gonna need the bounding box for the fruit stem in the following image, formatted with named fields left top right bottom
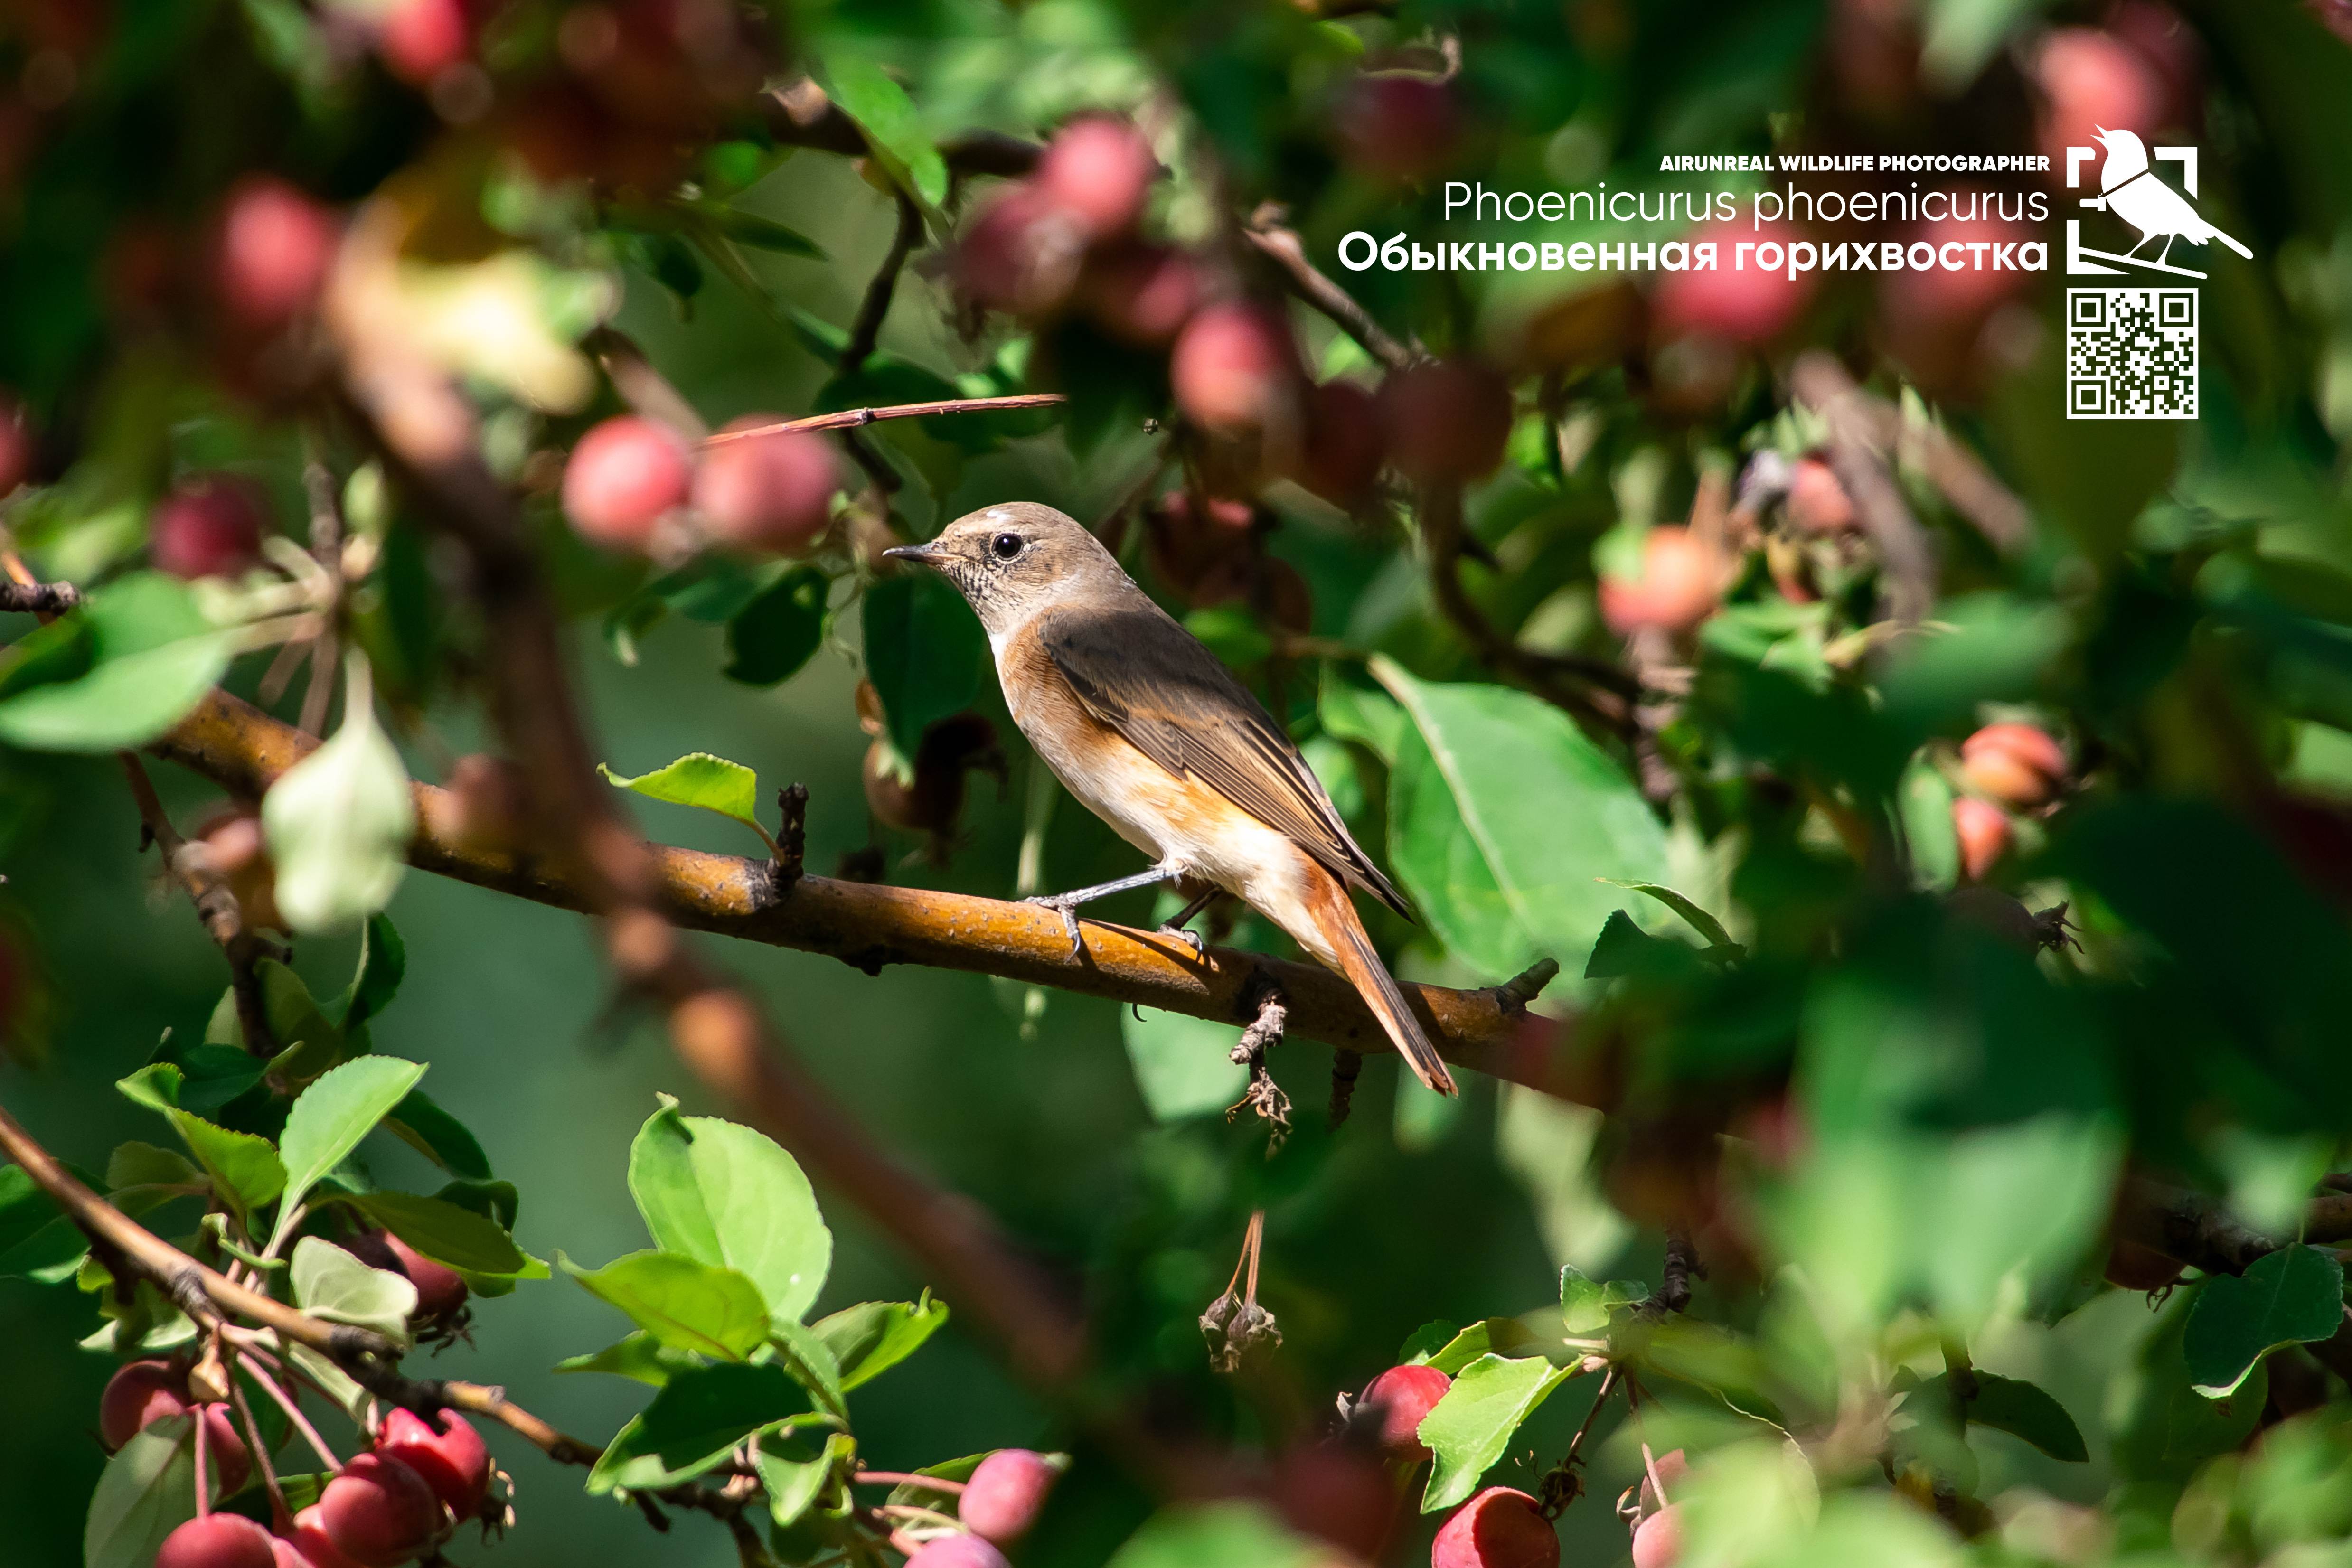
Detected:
left=236, top=1348, right=342, bottom=1471
left=193, top=1394, right=212, bottom=1518
left=229, top=1367, right=294, bottom=1531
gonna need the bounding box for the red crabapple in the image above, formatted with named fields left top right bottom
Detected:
left=561, top=415, right=692, bottom=550
left=99, top=1358, right=188, bottom=1449
left=1959, top=723, right=2067, bottom=809
left=693, top=420, right=837, bottom=553
left=959, top=1449, right=1061, bottom=1544
left=1953, top=796, right=2013, bottom=882
left=1378, top=359, right=1512, bottom=483
left=1599, top=527, right=1721, bottom=636
left=157, top=1514, right=278, bottom=1568
left=1081, top=243, right=1200, bottom=346
left=1296, top=378, right=1384, bottom=508
left=1653, top=220, right=1814, bottom=345
left=316, top=1453, right=441, bottom=1567
left=152, top=475, right=266, bottom=581
left=1170, top=303, right=1301, bottom=437
left=1784, top=457, right=1853, bottom=535
left=1632, top=1504, right=1684, bottom=1568
left=1431, top=1487, right=1560, bottom=1568
left=1335, top=74, right=1463, bottom=183
left=377, top=1408, right=490, bottom=1516
left=216, top=177, right=335, bottom=330
left=378, top=0, right=471, bottom=84
left=1357, top=1362, right=1451, bottom=1461
left=1034, top=115, right=1156, bottom=238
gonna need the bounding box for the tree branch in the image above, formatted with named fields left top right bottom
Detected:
left=1243, top=212, right=1412, bottom=372
left=698, top=394, right=1065, bottom=448
left=763, top=79, right=1042, bottom=179
left=151, top=690, right=1568, bottom=1095
left=0, top=579, right=80, bottom=614
left=117, top=753, right=282, bottom=1058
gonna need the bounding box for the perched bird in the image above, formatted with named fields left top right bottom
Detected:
left=2085, top=126, right=2251, bottom=267
left=885, top=503, right=1459, bottom=1095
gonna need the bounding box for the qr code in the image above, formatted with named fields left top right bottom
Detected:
left=2066, top=288, right=2197, bottom=419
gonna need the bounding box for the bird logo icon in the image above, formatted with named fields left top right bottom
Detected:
left=2069, top=128, right=2250, bottom=279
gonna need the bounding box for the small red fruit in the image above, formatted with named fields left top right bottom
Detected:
left=380, top=1230, right=468, bottom=1318
left=1378, top=359, right=1512, bottom=483
left=1273, top=1442, right=1399, bottom=1559
left=317, top=1453, right=441, bottom=1567
left=200, top=1404, right=254, bottom=1495
left=100, top=1358, right=189, bottom=1448
left=2035, top=28, right=2164, bottom=169
left=903, top=1536, right=1013, bottom=1568
left=152, top=476, right=267, bottom=581
left=157, top=1513, right=278, bottom=1568
left=1959, top=723, right=2067, bottom=809
left=1335, top=74, right=1463, bottom=183
left=1358, top=1362, right=1451, bottom=1460
left=954, top=187, right=1086, bottom=318
left=1431, top=1487, right=1560, bottom=1568
left=283, top=1506, right=367, bottom=1568
left=1637, top=1449, right=1687, bottom=1514
left=0, top=394, right=34, bottom=497
left=693, top=421, right=837, bottom=553
left=1171, top=303, right=1301, bottom=438
left=1784, top=457, right=1853, bottom=535
left=1034, top=115, right=1156, bottom=238
left=1296, top=379, right=1384, bottom=508
left=1632, top=1503, right=1684, bottom=1568
left=562, top=415, right=692, bottom=551
left=960, top=1448, right=1060, bottom=1544
left=1654, top=220, right=1814, bottom=345
left=378, top=1408, right=490, bottom=1516
left=378, top=0, right=472, bottom=84
left=1599, top=527, right=1721, bottom=636
left=216, top=177, right=336, bottom=330
left=1952, top=796, right=2012, bottom=882
left=1081, top=244, right=1200, bottom=347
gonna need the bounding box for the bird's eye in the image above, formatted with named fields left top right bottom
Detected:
left=990, top=532, right=1024, bottom=560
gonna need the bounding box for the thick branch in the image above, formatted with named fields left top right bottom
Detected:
left=151, top=689, right=1572, bottom=1096
left=0, top=579, right=80, bottom=614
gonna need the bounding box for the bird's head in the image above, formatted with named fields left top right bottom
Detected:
left=2094, top=126, right=2150, bottom=163
left=883, top=502, right=1126, bottom=636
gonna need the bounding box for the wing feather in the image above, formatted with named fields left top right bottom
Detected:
left=1036, top=605, right=1411, bottom=919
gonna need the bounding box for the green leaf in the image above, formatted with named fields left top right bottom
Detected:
left=0, top=1164, right=86, bottom=1282
left=1584, top=909, right=1709, bottom=982
left=261, top=656, right=417, bottom=933
left=555, top=1331, right=702, bottom=1387
left=106, top=1142, right=199, bottom=1191
left=83, top=1414, right=207, bottom=1568
left=154, top=1044, right=266, bottom=1116
left=273, top=1055, right=428, bottom=1249
left=169, top=1111, right=285, bottom=1219
left=288, top=1237, right=416, bottom=1344
left=1320, top=663, right=1407, bottom=763
left=628, top=1101, right=832, bottom=1325
left=338, top=913, right=407, bottom=1030
left=812, top=1294, right=949, bottom=1391
left=0, top=573, right=234, bottom=752
left=1419, top=1353, right=1580, bottom=1512
left=769, top=1315, right=847, bottom=1419
left=586, top=1361, right=809, bottom=1493
left=675, top=198, right=824, bottom=258
left=757, top=1431, right=854, bottom=1528
left=434, top=1177, right=519, bottom=1231
left=1913, top=1371, right=2088, bottom=1462
left=1105, top=1502, right=1324, bottom=1568
left=2183, top=1244, right=2347, bottom=1397
left=564, top=1249, right=771, bottom=1361
left=724, top=566, right=829, bottom=687
left=1597, top=880, right=1742, bottom=955
left=1374, top=658, right=1670, bottom=979
left=818, top=53, right=948, bottom=208
left=1399, top=1321, right=1462, bottom=1365
left=1560, top=1265, right=1649, bottom=1334
left=352, top=1190, right=540, bottom=1277
left=253, top=960, right=343, bottom=1082
left=383, top=1089, right=492, bottom=1181
left=863, top=573, right=988, bottom=779
left=1421, top=1318, right=1543, bottom=1376
left=600, top=753, right=766, bottom=838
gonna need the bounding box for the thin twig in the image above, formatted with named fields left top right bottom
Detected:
left=1790, top=353, right=1936, bottom=626
left=0, top=579, right=80, bottom=614
left=588, top=328, right=710, bottom=442
left=238, top=1349, right=343, bottom=1472
left=117, top=753, right=281, bottom=1057
left=699, top=394, right=1065, bottom=447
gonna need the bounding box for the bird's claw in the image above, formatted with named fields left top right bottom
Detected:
left=1024, top=894, right=1085, bottom=959
left=1157, top=922, right=1205, bottom=959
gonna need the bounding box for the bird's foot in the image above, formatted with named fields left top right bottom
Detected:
left=1157, top=921, right=1205, bottom=959
left=1023, top=894, right=1085, bottom=959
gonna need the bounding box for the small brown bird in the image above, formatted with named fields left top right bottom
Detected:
left=885, top=502, right=1458, bottom=1095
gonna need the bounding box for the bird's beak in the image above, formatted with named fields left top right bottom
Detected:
left=882, top=542, right=949, bottom=568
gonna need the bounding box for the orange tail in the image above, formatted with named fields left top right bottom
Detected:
left=1308, top=876, right=1458, bottom=1097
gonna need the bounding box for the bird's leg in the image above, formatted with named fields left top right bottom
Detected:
left=2155, top=232, right=2177, bottom=268
left=1156, top=887, right=1222, bottom=959
left=1025, top=863, right=1182, bottom=958
left=2122, top=230, right=2158, bottom=258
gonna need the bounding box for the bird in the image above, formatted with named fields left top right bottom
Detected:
left=2085, top=126, right=2251, bottom=268
left=884, top=502, right=1459, bottom=1096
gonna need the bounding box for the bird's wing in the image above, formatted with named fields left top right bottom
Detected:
left=1036, top=603, right=1412, bottom=919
